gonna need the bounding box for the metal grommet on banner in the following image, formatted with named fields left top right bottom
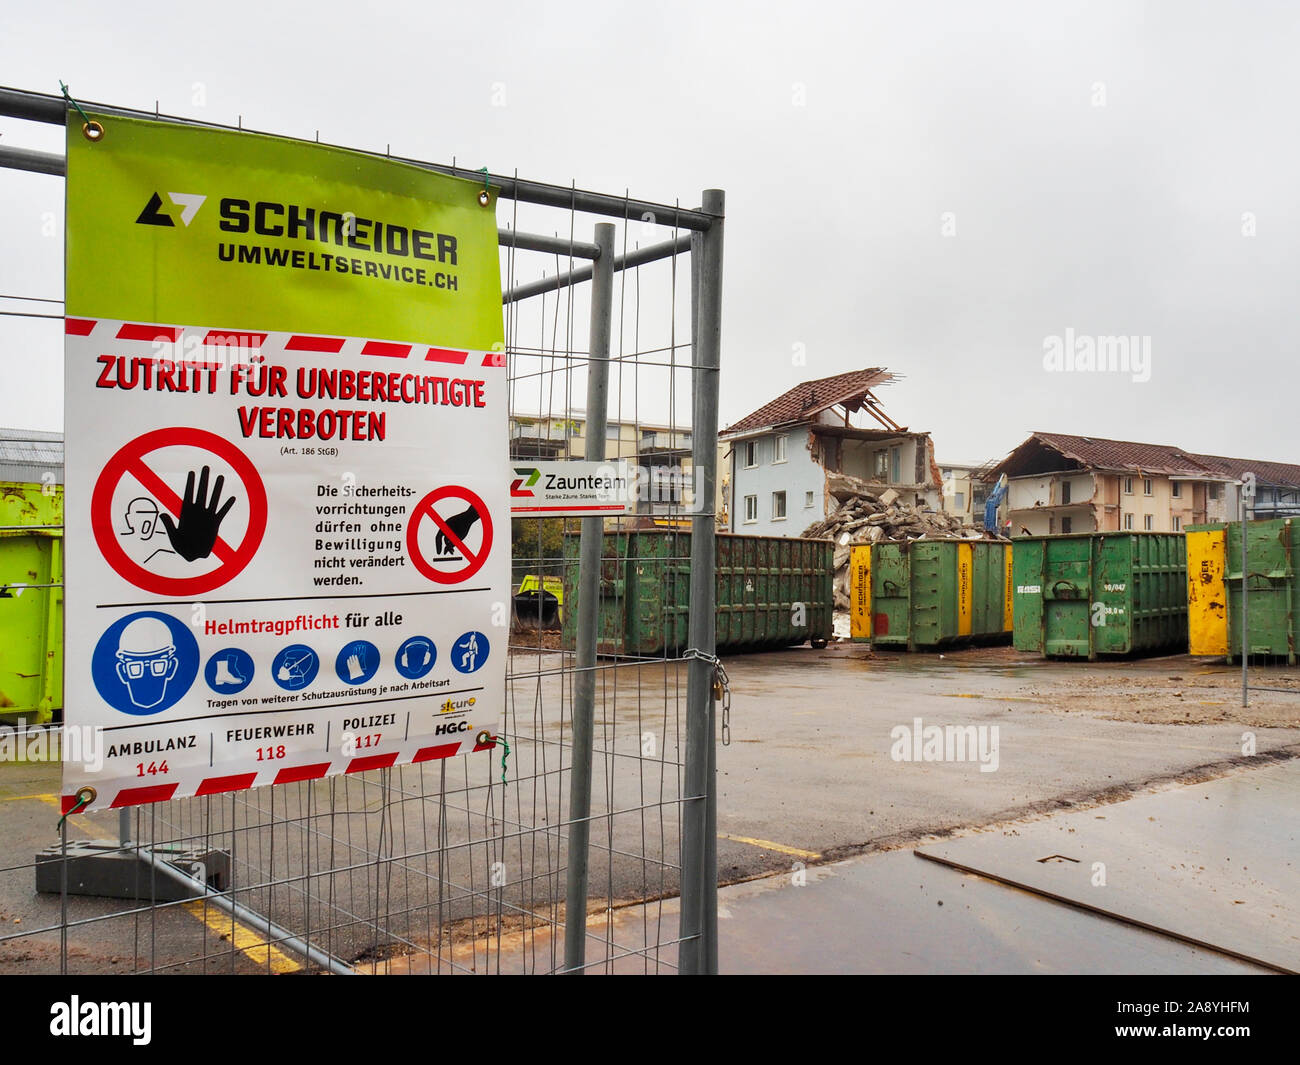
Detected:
left=476, top=729, right=493, bottom=747
left=59, top=80, right=103, bottom=142
left=476, top=167, right=491, bottom=207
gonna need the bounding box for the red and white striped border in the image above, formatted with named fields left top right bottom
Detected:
left=65, top=318, right=506, bottom=369
left=61, top=734, right=499, bottom=812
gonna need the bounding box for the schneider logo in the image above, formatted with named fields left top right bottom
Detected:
left=136, top=191, right=206, bottom=227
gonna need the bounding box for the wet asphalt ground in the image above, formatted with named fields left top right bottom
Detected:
left=1, top=640, right=1296, bottom=972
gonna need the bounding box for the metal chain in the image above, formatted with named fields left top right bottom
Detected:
left=682, top=648, right=731, bottom=747
left=716, top=659, right=731, bottom=747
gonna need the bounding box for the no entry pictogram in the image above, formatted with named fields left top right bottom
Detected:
left=407, top=485, right=493, bottom=584
left=91, top=427, right=268, bottom=596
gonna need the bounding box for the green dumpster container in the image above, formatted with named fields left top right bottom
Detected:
left=850, top=539, right=1013, bottom=650
left=1012, top=532, right=1187, bottom=659
left=1188, top=518, right=1299, bottom=662
left=0, top=481, right=63, bottom=724
left=560, top=531, right=832, bottom=656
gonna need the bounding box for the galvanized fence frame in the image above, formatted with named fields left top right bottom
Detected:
left=0, top=85, right=723, bottom=974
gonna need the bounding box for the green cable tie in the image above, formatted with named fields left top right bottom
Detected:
left=498, top=735, right=510, bottom=786
left=56, top=797, right=90, bottom=833
left=58, top=80, right=94, bottom=129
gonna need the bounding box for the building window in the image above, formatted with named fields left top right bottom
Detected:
left=744, top=441, right=757, bottom=469
left=1143, top=478, right=1153, bottom=496
left=1143, top=514, right=1153, bottom=530
left=773, top=435, right=787, bottom=464
left=1124, top=513, right=1134, bottom=530
left=743, top=495, right=757, bottom=523
left=873, top=450, right=888, bottom=479
left=606, top=424, right=622, bottom=441
left=1061, top=516, right=1073, bottom=534
left=1061, top=480, right=1071, bottom=505
left=1123, top=477, right=1134, bottom=495
left=772, top=491, right=787, bottom=520
left=1171, top=481, right=1181, bottom=498
left=1208, top=482, right=1222, bottom=500
left=890, top=446, right=902, bottom=483
left=804, top=490, right=814, bottom=508
left=954, top=492, right=965, bottom=511
left=1172, top=516, right=1181, bottom=531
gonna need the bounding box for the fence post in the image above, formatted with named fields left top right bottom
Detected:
left=1241, top=480, right=1250, bottom=707
left=679, top=189, right=724, bottom=975
left=562, top=221, right=615, bottom=972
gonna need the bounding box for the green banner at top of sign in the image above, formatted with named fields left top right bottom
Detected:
left=66, top=112, right=502, bottom=352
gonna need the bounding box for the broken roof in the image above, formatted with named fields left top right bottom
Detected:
left=720, top=367, right=898, bottom=437
left=985, top=431, right=1300, bottom=488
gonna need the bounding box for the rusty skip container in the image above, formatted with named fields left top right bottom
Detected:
left=1187, top=518, right=1299, bottom=662
left=848, top=540, right=1012, bottom=650
left=1012, top=532, right=1187, bottom=658
left=0, top=481, right=63, bottom=724
left=561, top=530, right=832, bottom=655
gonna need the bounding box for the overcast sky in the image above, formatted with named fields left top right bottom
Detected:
left=2, top=0, right=1298, bottom=466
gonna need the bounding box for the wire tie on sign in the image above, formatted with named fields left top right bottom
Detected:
left=498, top=734, right=510, bottom=786
left=59, top=81, right=103, bottom=142
left=476, top=167, right=492, bottom=207
left=56, top=787, right=96, bottom=832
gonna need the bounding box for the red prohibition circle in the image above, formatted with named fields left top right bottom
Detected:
left=407, top=485, right=494, bottom=584
left=91, top=427, right=268, bottom=597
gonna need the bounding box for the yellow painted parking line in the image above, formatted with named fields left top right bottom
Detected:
left=182, top=900, right=301, bottom=973
left=719, top=833, right=821, bottom=860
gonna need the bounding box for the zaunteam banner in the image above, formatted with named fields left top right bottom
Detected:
left=62, top=113, right=507, bottom=812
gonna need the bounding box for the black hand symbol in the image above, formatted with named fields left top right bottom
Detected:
left=160, top=466, right=236, bottom=562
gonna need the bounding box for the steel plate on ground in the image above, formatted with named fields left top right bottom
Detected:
left=915, top=759, right=1300, bottom=972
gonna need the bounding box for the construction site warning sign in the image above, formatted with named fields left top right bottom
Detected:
left=62, top=112, right=506, bottom=812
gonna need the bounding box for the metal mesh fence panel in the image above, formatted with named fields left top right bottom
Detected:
left=0, top=91, right=721, bottom=974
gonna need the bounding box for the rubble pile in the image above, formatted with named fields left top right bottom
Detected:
left=801, top=472, right=1005, bottom=613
